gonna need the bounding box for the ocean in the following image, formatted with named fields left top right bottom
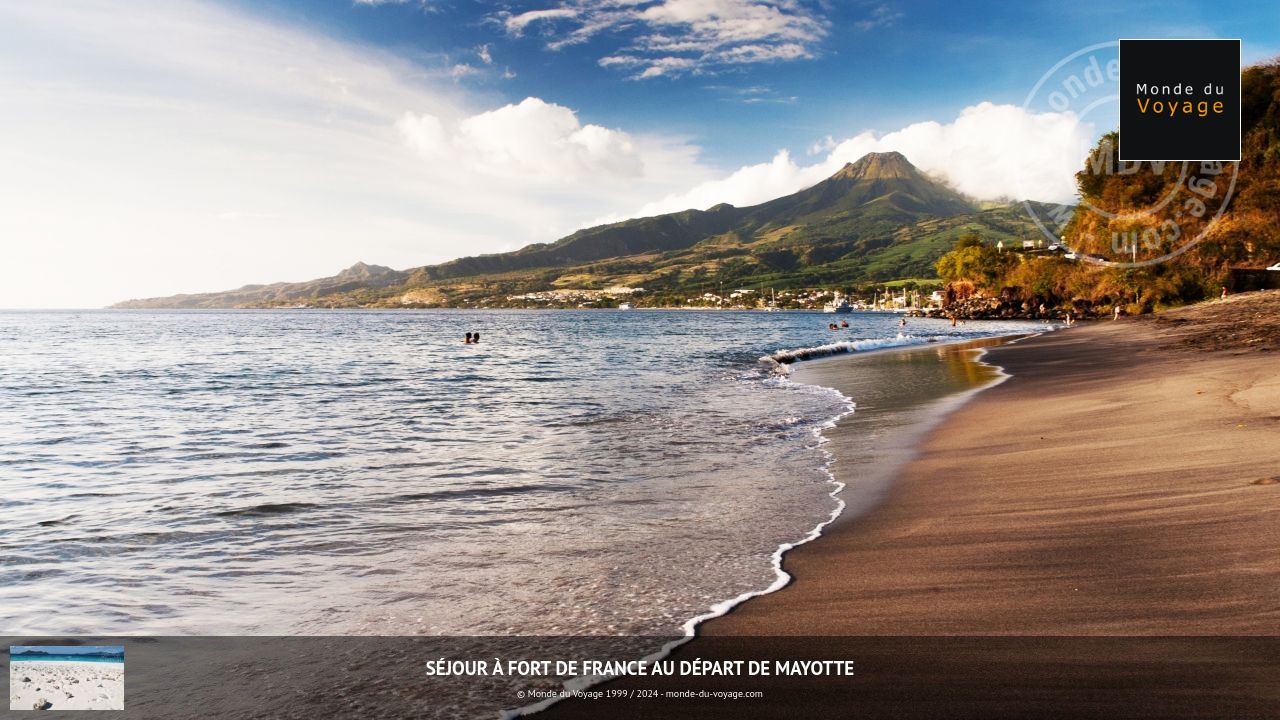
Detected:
left=9, top=654, right=124, bottom=664
left=0, top=309, right=1040, bottom=636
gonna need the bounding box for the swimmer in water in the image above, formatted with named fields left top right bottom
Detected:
left=464, top=332, right=473, bottom=344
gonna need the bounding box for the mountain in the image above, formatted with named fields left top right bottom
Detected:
left=114, top=262, right=409, bottom=309
left=418, top=151, right=973, bottom=282
left=113, top=152, right=1046, bottom=309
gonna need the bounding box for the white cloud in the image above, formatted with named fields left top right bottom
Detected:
left=807, top=135, right=836, bottom=155
left=0, top=0, right=712, bottom=308
left=449, top=62, right=480, bottom=79
left=854, top=3, right=902, bottom=31
left=632, top=102, right=1094, bottom=217
left=353, top=0, right=433, bottom=7
left=503, top=7, right=581, bottom=34
left=397, top=98, right=645, bottom=182
left=501, top=0, right=829, bottom=78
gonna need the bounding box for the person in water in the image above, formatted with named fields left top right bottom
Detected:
left=464, top=332, right=473, bottom=344
left=472, top=332, right=481, bottom=344
left=840, top=320, right=849, bottom=328
left=899, top=317, right=907, bottom=328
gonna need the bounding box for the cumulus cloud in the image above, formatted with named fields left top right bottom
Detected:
left=633, top=102, right=1094, bottom=217
left=397, top=98, right=644, bottom=182
left=500, top=0, right=830, bottom=78
left=0, top=0, right=712, bottom=308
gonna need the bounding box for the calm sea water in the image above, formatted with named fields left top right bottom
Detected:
left=10, top=654, right=124, bottom=664
left=0, top=310, right=1039, bottom=636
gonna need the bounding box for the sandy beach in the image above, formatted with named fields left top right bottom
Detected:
left=9, top=660, right=124, bottom=711
left=543, top=290, right=1280, bottom=718
left=715, top=290, right=1280, bottom=636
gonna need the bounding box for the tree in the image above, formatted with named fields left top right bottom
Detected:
left=935, top=234, right=1008, bottom=284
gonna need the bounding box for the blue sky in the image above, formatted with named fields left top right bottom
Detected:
left=1, top=0, right=1277, bottom=307
left=229, top=0, right=1280, bottom=168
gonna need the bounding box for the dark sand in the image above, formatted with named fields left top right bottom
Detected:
left=543, top=291, right=1280, bottom=719
left=714, top=296, right=1280, bottom=636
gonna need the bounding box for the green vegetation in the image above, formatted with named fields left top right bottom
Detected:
left=932, top=59, right=1280, bottom=317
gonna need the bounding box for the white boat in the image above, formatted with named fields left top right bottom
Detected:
left=618, top=302, right=635, bottom=310
left=763, top=288, right=782, bottom=312
left=823, top=295, right=852, bottom=314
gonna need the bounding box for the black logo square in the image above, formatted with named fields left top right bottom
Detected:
left=1119, top=39, right=1240, bottom=161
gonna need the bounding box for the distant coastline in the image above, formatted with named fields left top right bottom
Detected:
left=110, top=153, right=1052, bottom=312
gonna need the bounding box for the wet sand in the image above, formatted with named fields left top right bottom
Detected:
left=543, top=291, right=1280, bottom=718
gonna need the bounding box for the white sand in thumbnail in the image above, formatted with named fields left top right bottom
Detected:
left=10, top=661, right=124, bottom=711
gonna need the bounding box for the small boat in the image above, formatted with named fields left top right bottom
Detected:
left=763, top=288, right=782, bottom=312
left=618, top=302, right=635, bottom=310
left=823, top=294, right=852, bottom=314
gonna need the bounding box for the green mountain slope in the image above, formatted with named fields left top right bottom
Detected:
left=113, top=152, right=1048, bottom=309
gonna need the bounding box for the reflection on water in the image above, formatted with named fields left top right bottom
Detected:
left=793, top=338, right=1014, bottom=519
left=0, top=310, right=1038, bottom=636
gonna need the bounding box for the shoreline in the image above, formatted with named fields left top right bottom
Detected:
left=782, top=335, right=1019, bottom=524
left=541, top=291, right=1280, bottom=718
left=506, top=334, right=1016, bottom=719
left=676, top=334, right=1034, bottom=636
left=505, top=334, right=1024, bottom=719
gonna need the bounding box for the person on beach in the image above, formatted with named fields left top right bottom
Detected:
left=465, top=332, right=473, bottom=344
left=1065, top=312, right=1074, bottom=327
left=1113, top=306, right=1122, bottom=321
left=1222, top=286, right=1229, bottom=300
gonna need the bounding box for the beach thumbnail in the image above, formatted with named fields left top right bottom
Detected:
left=9, top=646, right=124, bottom=711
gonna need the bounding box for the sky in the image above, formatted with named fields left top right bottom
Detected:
left=11, top=646, right=124, bottom=655
left=1, top=0, right=1278, bottom=308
